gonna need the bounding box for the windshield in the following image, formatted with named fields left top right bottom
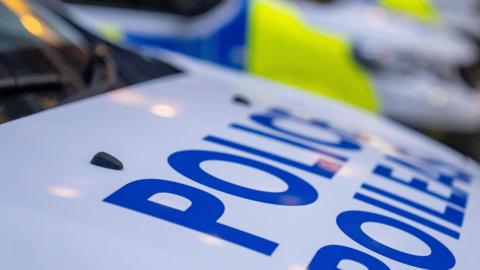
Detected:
left=0, top=0, right=180, bottom=124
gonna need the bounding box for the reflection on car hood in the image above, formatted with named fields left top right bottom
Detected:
left=1, top=65, right=480, bottom=269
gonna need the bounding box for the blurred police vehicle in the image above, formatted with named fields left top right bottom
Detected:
left=2, top=1, right=480, bottom=270
left=64, top=0, right=480, bottom=133
left=368, top=0, right=480, bottom=87
left=429, top=0, right=480, bottom=39
left=362, top=0, right=480, bottom=40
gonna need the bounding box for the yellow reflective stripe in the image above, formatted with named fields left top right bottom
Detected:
left=247, top=0, right=379, bottom=112
left=379, top=0, right=438, bottom=23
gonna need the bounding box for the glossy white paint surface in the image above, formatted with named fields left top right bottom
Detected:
left=1, top=61, right=479, bottom=269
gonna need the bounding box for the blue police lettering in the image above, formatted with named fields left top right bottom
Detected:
left=388, top=146, right=472, bottom=184
left=103, top=106, right=473, bottom=264
left=354, top=192, right=460, bottom=239
left=308, top=245, right=390, bottom=270
left=250, top=108, right=362, bottom=150
left=104, top=179, right=278, bottom=255
left=419, top=157, right=472, bottom=184
left=205, top=135, right=341, bottom=179
left=373, top=163, right=468, bottom=209
left=168, top=150, right=318, bottom=205
left=104, top=108, right=353, bottom=257
left=385, top=155, right=468, bottom=188
left=361, top=183, right=464, bottom=226
left=230, top=123, right=347, bottom=162
left=336, top=211, right=456, bottom=269
left=294, top=117, right=470, bottom=268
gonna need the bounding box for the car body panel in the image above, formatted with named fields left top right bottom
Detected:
left=1, top=63, right=480, bottom=269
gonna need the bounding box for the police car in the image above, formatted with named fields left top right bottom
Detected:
left=1, top=1, right=480, bottom=269
left=64, top=0, right=480, bottom=132
left=430, top=0, right=480, bottom=39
